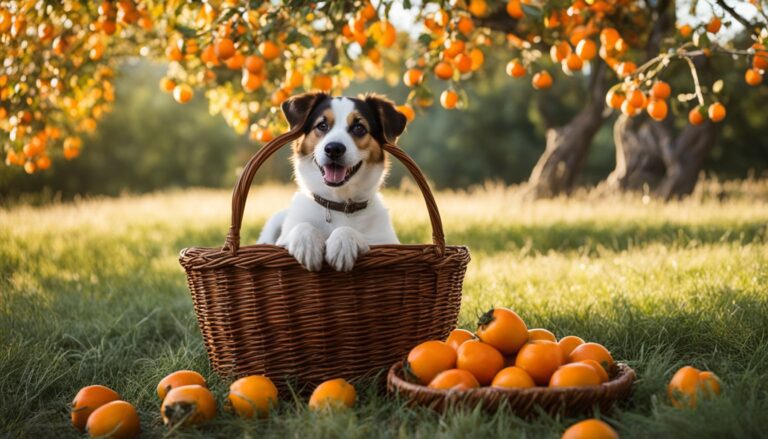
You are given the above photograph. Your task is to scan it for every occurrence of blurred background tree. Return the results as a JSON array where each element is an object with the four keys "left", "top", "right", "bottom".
[{"left": 1, "top": 1, "right": 767, "bottom": 203}]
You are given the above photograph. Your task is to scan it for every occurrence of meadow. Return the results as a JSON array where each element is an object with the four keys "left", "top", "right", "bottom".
[{"left": 1, "top": 182, "right": 767, "bottom": 438}]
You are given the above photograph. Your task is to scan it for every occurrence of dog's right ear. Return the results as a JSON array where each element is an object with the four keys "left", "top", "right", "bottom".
[{"left": 281, "top": 92, "right": 327, "bottom": 131}]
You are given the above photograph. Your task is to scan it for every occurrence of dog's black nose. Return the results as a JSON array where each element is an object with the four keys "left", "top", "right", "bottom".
[{"left": 324, "top": 142, "right": 346, "bottom": 160}]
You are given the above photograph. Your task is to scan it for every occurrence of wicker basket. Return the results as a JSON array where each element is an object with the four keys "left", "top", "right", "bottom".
[
  {"left": 387, "top": 362, "right": 635, "bottom": 416},
  {"left": 179, "top": 103, "right": 470, "bottom": 388}
]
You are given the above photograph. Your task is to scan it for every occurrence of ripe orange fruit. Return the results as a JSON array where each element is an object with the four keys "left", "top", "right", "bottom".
[
  {"left": 708, "top": 102, "right": 726, "bottom": 122},
  {"left": 651, "top": 81, "right": 671, "bottom": 99},
  {"left": 403, "top": 68, "right": 424, "bottom": 87},
  {"left": 469, "top": 48, "right": 484, "bottom": 70},
  {"left": 706, "top": 16, "right": 721, "bottom": 33},
  {"left": 454, "top": 53, "right": 473, "bottom": 73},
  {"left": 225, "top": 51, "right": 245, "bottom": 70},
  {"left": 576, "top": 39, "right": 597, "bottom": 61},
  {"left": 23, "top": 161, "right": 36, "bottom": 174},
  {"left": 35, "top": 155, "right": 50, "bottom": 170},
  {"left": 309, "top": 378, "right": 356, "bottom": 410},
  {"left": 227, "top": 375, "right": 278, "bottom": 418},
  {"left": 443, "top": 39, "right": 466, "bottom": 59},
  {"left": 549, "top": 363, "right": 601, "bottom": 388},
  {"left": 456, "top": 16, "right": 474, "bottom": 35},
  {"left": 699, "top": 371, "right": 722, "bottom": 396},
  {"left": 647, "top": 98, "right": 668, "bottom": 121},
  {"left": 86, "top": 400, "right": 140, "bottom": 439},
  {"left": 580, "top": 359, "right": 610, "bottom": 383},
  {"left": 440, "top": 90, "right": 459, "bottom": 109},
  {"left": 568, "top": 343, "right": 614, "bottom": 372},
  {"left": 361, "top": 2, "right": 376, "bottom": 20},
  {"left": 476, "top": 307, "right": 529, "bottom": 355},
  {"left": 215, "top": 37, "right": 235, "bottom": 60},
  {"left": 532, "top": 71, "right": 553, "bottom": 90},
  {"left": 745, "top": 68, "right": 763, "bottom": 86},
  {"left": 550, "top": 41, "right": 572, "bottom": 63},
  {"left": 528, "top": 328, "right": 556, "bottom": 343},
  {"left": 428, "top": 369, "right": 480, "bottom": 390},
  {"left": 457, "top": 340, "right": 505, "bottom": 385},
  {"left": 446, "top": 329, "right": 474, "bottom": 351},
  {"left": 564, "top": 53, "right": 584, "bottom": 72},
  {"left": 251, "top": 127, "right": 274, "bottom": 143},
  {"left": 244, "top": 55, "right": 265, "bottom": 74},
  {"left": 241, "top": 70, "right": 264, "bottom": 92},
  {"left": 600, "top": 27, "right": 620, "bottom": 49},
  {"left": 200, "top": 44, "right": 220, "bottom": 66},
  {"left": 506, "top": 0, "right": 523, "bottom": 18},
  {"left": 259, "top": 41, "right": 281, "bottom": 60},
  {"left": 406, "top": 340, "right": 457, "bottom": 384},
  {"left": 627, "top": 89, "right": 646, "bottom": 108},
  {"left": 165, "top": 45, "right": 183, "bottom": 62},
  {"left": 754, "top": 46, "right": 768, "bottom": 69},
  {"left": 172, "top": 84, "right": 193, "bottom": 104},
  {"left": 311, "top": 74, "right": 333, "bottom": 91},
  {"left": 605, "top": 90, "right": 625, "bottom": 110},
  {"left": 614, "top": 37, "right": 629, "bottom": 54},
  {"left": 271, "top": 88, "right": 290, "bottom": 106},
  {"left": 491, "top": 366, "right": 535, "bottom": 389},
  {"left": 434, "top": 61, "right": 454, "bottom": 80},
  {"left": 468, "top": 0, "right": 489, "bottom": 17},
  {"left": 157, "top": 370, "right": 206, "bottom": 400},
  {"left": 506, "top": 59, "right": 527, "bottom": 78},
  {"left": 616, "top": 61, "right": 637, "bottom": 78},
  {"left": 396, "top": 104, "right": 415, "bottom": 122},
  {"left": 689, "top": 106, "right": 705, "bottom": 125},
  {"left": 159, "top": 77, "right": 175, "bottom": 93},
  {"left": 161, "top": 384, "right": 217, "bottom": 426},
  {"left": 71, "top": 385, "right": 120, "bottom": 432},
  {"left": 562, "top": 419, "right": 619, "bottom": 439},
  {"left": 668, "top": 366, "right": 722, "bottom": 408},
  {"left": 515, "top": 341, "right": 563, "bottom": 385},
  {"left": 286, "top": 70, "right": 304, "bottom": 89},
  {"left": 558, "top": 335, "right": 585, "bottom": 361}
]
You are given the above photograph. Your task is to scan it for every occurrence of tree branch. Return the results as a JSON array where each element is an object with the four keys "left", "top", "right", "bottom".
[{"left": 715, "top": 0, "right": 756, "bottom": 29}]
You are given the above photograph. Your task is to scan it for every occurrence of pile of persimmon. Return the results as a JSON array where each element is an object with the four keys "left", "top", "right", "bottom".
[
  {"left": 71, "top": 370, "right": 356, "bottom": 436},
  {"left": 405, "top": 307, "right": 617, "bottom": 392}
]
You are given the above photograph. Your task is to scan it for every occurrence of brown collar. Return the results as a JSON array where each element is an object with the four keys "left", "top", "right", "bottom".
[{"left": 312, "top": 193, "right": 368, "bottom": 215}]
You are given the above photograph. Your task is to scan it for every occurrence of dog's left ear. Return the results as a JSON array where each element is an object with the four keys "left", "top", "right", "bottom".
[
  {"left": 281, "top": 92, "right": 327, "bottom": 131},
  {"left": 364, "top": 94, "right": 407, "bottom": 144}
]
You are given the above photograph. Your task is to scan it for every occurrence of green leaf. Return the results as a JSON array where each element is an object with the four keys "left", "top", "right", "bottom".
[
  {"left": 522, "top": 4, "right": 542, "bottom": 18},
  {"left": 417, "top": 34, "right": 433, "bottom": 46}
]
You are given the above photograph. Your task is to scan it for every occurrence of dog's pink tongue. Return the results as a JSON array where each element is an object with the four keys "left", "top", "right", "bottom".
[{"left": 323, "top": 165, "right": 346, "bottom": 184}]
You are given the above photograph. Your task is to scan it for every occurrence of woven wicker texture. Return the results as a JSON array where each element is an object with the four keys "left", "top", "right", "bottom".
[
  {"left": 180, "top": 93, "right": 470, "bottom": 387},
  {"left": 387, "top": 362, "right": 636, "bottom": 416}
]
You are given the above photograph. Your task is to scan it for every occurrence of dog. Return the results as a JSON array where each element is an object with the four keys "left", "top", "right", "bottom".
[{"left": 257, "top": 92, "right": 407, "bottom": 272}]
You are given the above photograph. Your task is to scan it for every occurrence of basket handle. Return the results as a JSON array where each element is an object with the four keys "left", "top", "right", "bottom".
[{"left": 223, "top": 100, "right": 446, "bottom": 257}]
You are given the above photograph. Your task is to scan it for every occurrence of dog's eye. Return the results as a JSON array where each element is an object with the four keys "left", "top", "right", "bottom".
[
  {"left": 350, "top": 123, "right": 368, "bottom": 137},
  {"left": 315, "top": 121, "right": 329, "bottom": 133}
]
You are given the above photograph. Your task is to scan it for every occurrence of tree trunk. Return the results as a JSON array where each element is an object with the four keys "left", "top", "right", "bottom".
[
  {"left": 525, "top": 63, "right": 610, "bottom": 198},
  {"left": 605, "top": 115, "right": 717, "bottom": 199}
]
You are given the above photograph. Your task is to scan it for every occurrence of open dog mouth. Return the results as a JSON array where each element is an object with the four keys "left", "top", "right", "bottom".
[{"left": 316, "top": 160, "right": 363, "bottom": 187}]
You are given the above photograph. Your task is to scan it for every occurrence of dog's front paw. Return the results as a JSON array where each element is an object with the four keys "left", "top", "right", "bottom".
[
  {"left": 325, "top": 227, "right": 370, "bottom": 272},
  {"left": 280, "top": 223, "right": 325, "bottom": 271}
]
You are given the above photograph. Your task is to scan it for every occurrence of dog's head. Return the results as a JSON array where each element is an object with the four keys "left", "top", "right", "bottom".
[{"left": 281, "top": 92, "right": 407, "bottom": 199}]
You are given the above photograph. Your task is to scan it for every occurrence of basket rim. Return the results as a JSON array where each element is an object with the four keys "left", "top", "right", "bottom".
[
  {"left": 179, "top": 243, "right": 470, "bottom": 271},
  {"left": 387, "top": 361, "right": 636, "bottom": 398}
]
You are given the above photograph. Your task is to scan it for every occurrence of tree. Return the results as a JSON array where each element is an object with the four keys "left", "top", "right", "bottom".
[{"left": 2, "top": 0, "right": 767, "bottom": 198}]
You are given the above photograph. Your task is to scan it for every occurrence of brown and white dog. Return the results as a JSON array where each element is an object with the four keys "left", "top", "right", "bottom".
[{"left": 257, "top": 92, "right": 407, "bottom": 271}]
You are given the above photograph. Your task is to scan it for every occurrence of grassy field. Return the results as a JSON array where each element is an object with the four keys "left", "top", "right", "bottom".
[{"left": 2, "top": 184, "right": 768, "bottom": 438}]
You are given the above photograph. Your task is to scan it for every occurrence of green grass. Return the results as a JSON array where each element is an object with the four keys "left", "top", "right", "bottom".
[{"left": 1, "top": 185, "right": 767, "bottom": 438}]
